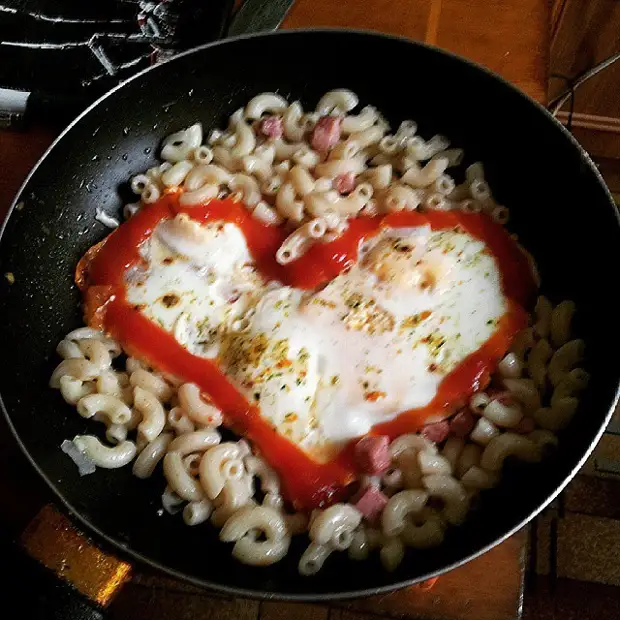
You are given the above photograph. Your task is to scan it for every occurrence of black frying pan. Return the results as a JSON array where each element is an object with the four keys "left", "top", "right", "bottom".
[{"left": 1, "top": 29, "right": 620, "bottom": 602}]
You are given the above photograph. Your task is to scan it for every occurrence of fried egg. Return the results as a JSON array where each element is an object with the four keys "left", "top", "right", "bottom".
[
  {"left": 125, "top": 215, "right": 506, "bottom": 462},
  {"left": 126, "top": 214, "right": 266, "bottom": 356}
]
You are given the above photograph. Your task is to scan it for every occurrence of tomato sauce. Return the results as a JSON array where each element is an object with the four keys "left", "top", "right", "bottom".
[{"left": 78, "top": 196, "right": 536, "bottom": 510}]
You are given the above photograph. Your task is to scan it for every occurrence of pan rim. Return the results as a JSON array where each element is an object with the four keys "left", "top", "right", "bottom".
[{"left": 1, "top": 27, "right": 619, "bottom": 601}]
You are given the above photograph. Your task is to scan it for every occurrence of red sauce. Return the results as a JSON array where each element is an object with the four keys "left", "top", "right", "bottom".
[
  {"left": 373, "top": 304, "right": 527, "bottom": 437},
  {"left": 286, "top": 216, "right": 381, "bottom": 289},
  {"left": 104, "top": 297, "right": 354, "bottom": 509},
  {"left": 78, "top": 196, "right": 536, "bottom": 510}
]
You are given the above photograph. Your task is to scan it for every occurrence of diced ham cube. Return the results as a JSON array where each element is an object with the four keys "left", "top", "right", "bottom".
[
  {"left": 354, "top": 485, "right": 388, "bottom": 522},
  {"left": 258, "top": 115, "right": 283, "bottom": 139},
  {"left": 449, "top": 410, "right": 476, "bottom": 438},
  {"left": 335, "top": 172, "right": 356, "bottom": 194},
  {"left": 421, "top": 420, "right": 450, "bottom": 444},
  {"left": 311, "top": 115, "right": 342, "bottom": 152},
  {"left": 355, "top": 435, "right": 391, "bottom": 474},
  {"left": 515, "top": 416, "right": 535, "bottom": 434},
  {"left": 487, "top": 388, "right": 515, "bottom": 406}
]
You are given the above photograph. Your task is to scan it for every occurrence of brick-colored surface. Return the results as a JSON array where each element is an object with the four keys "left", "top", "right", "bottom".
[
  {"left": 329, "top": 611, "right": 378, "bottom": 620},
  {"left": 261, "top": 602, "right": 330, "bottom": 620},
  {"left": 283, "top": 0, "right": 429, "bottom": 41},
  {"left": 132, "top": 570, "right": 214, "bottom": 596},
  {"left": 435, "top": 0, "right": 549, "bottom": 101},
  {"left": 534, "top": 516, "right": 553, "bottom": 577},
  {"left": 563, "top": 475, "right": 620, "bottom": 519},
  {"left": 556, "top": 513, "right": 620, "bottom": 587},
  {"left": 109, "top": 588, "right": 260, "bottom": 620},
  {"left": 106, "top": 529, "right": 525, "bottom": 620},
  {"left": 524, "top": 438, "right": 620, "bottom": 618},
  {"left": 579, "top": 434, "right": 620, "bottom": 478},
  {"left": 284, "top": 0, "right": 549, "bottom": 101},
  {"left": 524, "top": 577, "right": 620, "bottom": 620},
  {"left": 340, "top": 531, "right": 526, "bottom": 620}
]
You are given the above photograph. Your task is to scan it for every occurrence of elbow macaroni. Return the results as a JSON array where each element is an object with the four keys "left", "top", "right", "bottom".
[
  {"left": 220, "top": 505, "right": 290, "bottom": 566},
  {"left": 126, "top": 88, "right": 508, "bottom": 266},
  {"left": 134, "top": 386, "right": 166, "bottom": 443},
  {"left": 199, "top": 442, "right": 245, "bottom": 499},
  {"left": 54, "top": 90, "right": 588, "bottom": 576},
  {"left": 73, "top": 435, "right": 136, "bottom": 469},
  {"left": 52, "top": 295, "right": 585, "bottom": 574},
  {"left": 381, "top": 490, "right": 429, "bottom": 536}
]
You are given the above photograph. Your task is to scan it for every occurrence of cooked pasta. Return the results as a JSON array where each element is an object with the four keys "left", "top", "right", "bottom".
[
  {"left": 482, "top": 398, "right": 523, "bottom": 429},
  {"left": 199, "top": 442, "right": 246, "bottom": 500},
  {"left": 52, "top": 89, "right": 587, "bottom": 576},
  {"left": 298, "top": 541, "right": 333, "bottom": 576},
  {"left": 76, "top": 394, "right": 131, "bottom": 425},
  {"left": 183, "top": 498, "right": 213, "bottom": 526},
  {"left": 380, "top": 536, "right": 405, "bottom": 572},
  {"left": 220, "top": 505, "right": 290, "bottom": 566},
  {"left": 72, "top": 435, "right": 136, "bottom": 468},
  {"left": 163, "top": 451, "right": 205, "bottom": 501},
  {"left": 548, "top": 339, "right": 585, "bottom": 386},
  {"left": 498, "top": 352, "right": 523, "bottom": 379},
  {"left": 309, "top": 504, "right": 362, "bottom": 550},
  {"left": 400, "top": 508, "right": 445, "bottom": 549},
  {"left": 550, "top": 300, "right": 576, "bottom": 348},
  {"left": 442, "top": 437, "right": 465, "bottom": 470},
  {"left": 470, "top": 417, "right": 501, "bottom": 446},
  {"left": 381, "top": 490, "right": 429, "bottom": 536},
  {"left": 456, "top": 444, "right": 482, "bottom": 479},
  {"left": 527, "top": 338, "right": 553, "bottom": 388},
  {"left": 134, "top": 386, "right": 166, "bottom": 443},
  {"left": 348, "top": 527, "right": 371, "bottom": 561},
  {"left": 132, "top": 433, "right": 173, "bottom": 479},
  {"left": 480, "top": 433, "right": 542, "bottom": 471},
  {"left": 121, "top": 90, "right": 514, "bottom": 260},
  {"left": 423, "top": 474, "right": 469, "bottom": 525}
]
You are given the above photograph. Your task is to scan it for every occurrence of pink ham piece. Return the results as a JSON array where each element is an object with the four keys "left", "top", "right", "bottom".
[
  {"left": 354, "top": 486, "right": 388, "bottom": 522},
  {"left": 258, "top": 115, "right": 283, "bottom": 139},
  {"left": 354, "top": 435, "right": 390, "bottom": 474},
  {"left": 335, "top": 172, "right": 356, "bottom": 194},
  {"left": 515, "top": 416, "right": 535, "bottom": 434},
  {"left": 311, "top": 115, "right": 342, "bottom": 152},
  {"left": 449, "top": 411, "right": 476, "bottom": 438},
  {"left": 421, "top": 420, "right": 450, "bottom": 444},
  {"left": 487, "top": 389, "right": 516, "bottom": 406}
]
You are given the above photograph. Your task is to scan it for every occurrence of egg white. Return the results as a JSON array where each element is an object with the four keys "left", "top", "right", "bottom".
[{"left": 126, "top": 215, "right": 506, "bottom": 462}]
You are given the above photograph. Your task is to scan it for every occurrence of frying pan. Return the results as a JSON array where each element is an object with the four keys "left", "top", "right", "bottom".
[{"left": 1, "top": 28, "right": 620, "bottom": 606}]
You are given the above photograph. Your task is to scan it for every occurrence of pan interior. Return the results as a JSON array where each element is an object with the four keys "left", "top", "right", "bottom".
[{"left": 0, "top": 30, "right": 618, "bottom": 599}]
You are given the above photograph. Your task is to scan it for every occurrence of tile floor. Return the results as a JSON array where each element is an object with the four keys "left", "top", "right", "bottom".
[{"left": 524, "top": 403, "right": 620, "bottom": 618}]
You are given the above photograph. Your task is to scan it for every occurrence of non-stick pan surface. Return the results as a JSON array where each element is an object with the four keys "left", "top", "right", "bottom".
[{"left": 1, "top": 30, "right": 619, "bottom": 600}]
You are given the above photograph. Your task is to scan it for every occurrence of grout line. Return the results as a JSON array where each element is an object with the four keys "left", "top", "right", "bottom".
[
  {"left": 527, "top": 517, "right": 538, "bottom": 586},
  {"left": 424, "top": 0, "right": 442, "bottom": 46},
  {"left": 124, "top": 579, "right": 233, "bottom": 600},
  {"left": 560, "top": 507, "right": 608, "bottom": 519},
  {"left": 558, "top": 491, "right": 566, "bottom": 520},
  {"left": 331, "top": 603, "right": 405, "bottom": 620},
  {"left": 549, "top": 516, "right": 558, "bottom": 595}
]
